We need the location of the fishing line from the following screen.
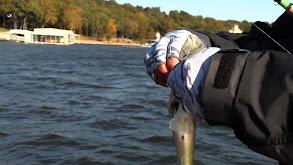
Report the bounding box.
[252,23,292,54]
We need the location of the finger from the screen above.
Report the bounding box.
[166,57,180,72]
[155,64,169,80]
[154,64,170,87]
[156,78,169,88]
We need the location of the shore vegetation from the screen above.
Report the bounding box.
[0,0,256,42]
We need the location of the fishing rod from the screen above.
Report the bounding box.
[274,0,293,17]
[252,23,292,54]
[250,0,293,54]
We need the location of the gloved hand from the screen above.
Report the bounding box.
[167,47,220,120]
[144,30,207,87]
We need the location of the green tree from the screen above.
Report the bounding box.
[26,0,43,28]
[10,0,29,29]
[162,15,178,33]
[40,0,57,27]
[240,20,252,32]
[0,0,12,12]
[169,10,180,23]
[88,9,109,38]
[133,12,149,41]
[120,17,139,38]
[105,18,116,40]
[0,0,13,28]
[61,0,83,32]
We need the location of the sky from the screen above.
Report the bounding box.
[115,0,286,23]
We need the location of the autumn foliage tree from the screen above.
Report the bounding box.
[0,0,254,41]
[62,0,83,33]
[106,18,116,40]
[40,0,57,27]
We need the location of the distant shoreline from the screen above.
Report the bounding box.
[0,31,141,46]
[79,38,139,46]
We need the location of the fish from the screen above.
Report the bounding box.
[168,91,196,165]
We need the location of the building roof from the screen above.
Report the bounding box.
[6,29,33,35]
[33,28,77,36]
[6,28,79,36]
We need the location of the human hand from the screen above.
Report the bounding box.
[167,47,220,120]
[144,30,207,87]
[154,57,180,87]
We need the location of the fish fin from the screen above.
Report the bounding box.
[169,117,181,133]
[169,105,194,134]
[167,90,179,117]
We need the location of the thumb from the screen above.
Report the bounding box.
[167,57,180,72]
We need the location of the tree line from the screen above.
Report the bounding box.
[0,0,254,41]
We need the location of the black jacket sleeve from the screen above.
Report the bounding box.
[203,49,293,165]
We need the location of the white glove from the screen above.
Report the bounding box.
[144,30,207,81]
[167,47,220,120]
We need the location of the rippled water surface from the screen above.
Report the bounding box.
[0,42,277,165]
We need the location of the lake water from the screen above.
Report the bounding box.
[0,42,277,165]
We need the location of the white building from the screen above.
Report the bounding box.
[155,32,161,42]
[6,28,80,45]
[229,24,243,34]
[6,29,33,43]
[146,32,161,46]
